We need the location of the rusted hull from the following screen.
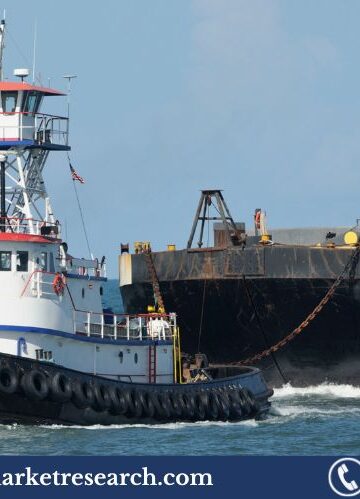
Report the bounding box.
[119,246,360,387]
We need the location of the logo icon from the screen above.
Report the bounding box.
[329,458,360,497]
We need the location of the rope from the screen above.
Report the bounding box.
[67,154,92,259]
[242,276,287,383]
[197,202,211,352]
[232,246,360,366]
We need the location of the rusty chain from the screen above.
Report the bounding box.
[233,246,360,366]
[144,249,166,314]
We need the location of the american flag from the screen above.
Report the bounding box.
[69,164,85,184]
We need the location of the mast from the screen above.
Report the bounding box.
[0,12,5,81]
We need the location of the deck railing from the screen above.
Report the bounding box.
[0,217,60,237]
[0,112,69,146]
[73,310,177,342]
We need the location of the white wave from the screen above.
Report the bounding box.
[39,419,259,431]
[273,383,360,399]
[271,404,360,418]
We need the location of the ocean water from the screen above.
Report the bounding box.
[0,281,357,456]
[0,383,358,455]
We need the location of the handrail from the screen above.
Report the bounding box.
[0,111,68,119]
[0,217,60,236]
[20,271,174,342]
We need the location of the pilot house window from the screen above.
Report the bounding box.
[16,251,28,272]
[22,91,41,115]
[1,92,17,114]
[0,251,11,271]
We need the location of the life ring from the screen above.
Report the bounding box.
[0,366,18,395]
[93,383,112,412]
[71,380,95,409]
[49,372,72,402]
[53,273,66,296]
[20,370,49,401]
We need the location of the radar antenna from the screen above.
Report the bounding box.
[0,12,6,81]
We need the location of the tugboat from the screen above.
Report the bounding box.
[0,19,272,425]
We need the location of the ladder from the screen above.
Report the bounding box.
[148,344,157,383]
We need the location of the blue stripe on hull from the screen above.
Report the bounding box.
[0,325,172,346]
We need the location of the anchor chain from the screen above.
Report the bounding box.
[144,249,166,314]
[233,246,360,366]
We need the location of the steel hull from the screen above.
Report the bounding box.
[120,246,360,387]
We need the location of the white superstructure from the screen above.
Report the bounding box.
[0,20,175,384]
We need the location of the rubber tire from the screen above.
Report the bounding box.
[168,391,183,419]
[93,383,112,412]
[108,386,128,415]
[148,391,168,420]
[123,388,136,417]
[49,372,72,403]
[182,391,197,420]
[132,390,144,418]
[141,391,155,419]
[227,388,244,420]
[215,389,230,420]
[72,380,95,409]
[158,391,173,419]
[20,370,49,401]
[207,391,220,420]
[241,388,258,415]
[194,391,207,420]
[0,366,18,395]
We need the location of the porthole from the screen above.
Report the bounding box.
[134,353,138,364]
[82,288,85,298]
[119,351,123,363]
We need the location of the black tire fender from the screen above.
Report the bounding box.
[194,391,207,420]
[182,391,197,420]
[141,391,155,419]
[148,391,167,419]
[93,383,112,412]
[108,386,128,415]
[132,390,145,418]
[123,388,136,416]
[0,366,18,395]
[158,391,172,419]
[20,370,49,401]
[207,390,220,420]
[72,379,95,409]
[215,388,230,420]
[168,391,183,419]
[49,372,72,403]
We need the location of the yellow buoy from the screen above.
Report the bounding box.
[344,231,359,246]
[167,244,176,251]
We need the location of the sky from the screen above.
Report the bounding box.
[2,0,360,276]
